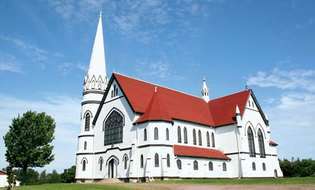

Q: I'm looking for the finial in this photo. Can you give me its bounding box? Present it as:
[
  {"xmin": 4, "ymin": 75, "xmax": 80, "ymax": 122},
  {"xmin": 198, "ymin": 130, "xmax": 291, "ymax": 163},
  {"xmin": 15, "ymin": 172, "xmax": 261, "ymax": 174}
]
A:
[
  {"xmin": 245, "ymin": 84, "xmax": 248, "ymax": 90},
  {"xmin": 99, "ymin": 10, "xmax": 102, "ymax": 18},
  {"xmin": 235, "ymin": 105, "xmax": 240, "ymax": 115},
  {"xmin": 154, "ymin": 86, "xmax": 158, "ymax": 93},
  {"xmin": 203, "ymin": 76, "xmax": 206, "ymax": 81}
]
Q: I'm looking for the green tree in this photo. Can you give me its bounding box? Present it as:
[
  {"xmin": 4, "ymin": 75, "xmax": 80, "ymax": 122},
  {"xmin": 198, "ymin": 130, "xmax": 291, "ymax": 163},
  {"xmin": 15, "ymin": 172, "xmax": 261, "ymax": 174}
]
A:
[
  {"xmin": 61, "ymin": 165, "xmax": 76, "ymax": 183},
  {"xmin": 4, "ymin": 111, "xmax": 55, "ymax": 185}
]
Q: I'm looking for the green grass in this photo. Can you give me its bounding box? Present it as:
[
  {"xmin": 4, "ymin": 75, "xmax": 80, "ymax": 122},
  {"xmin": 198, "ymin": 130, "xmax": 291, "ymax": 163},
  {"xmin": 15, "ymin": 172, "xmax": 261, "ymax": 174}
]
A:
[
  {"xmin": 12, "ymin": 183, "xmax": 137, "ymax": 190},
  {"xmin": 153, "ymin": 177, "xmax": 315, "ymax": 185}
]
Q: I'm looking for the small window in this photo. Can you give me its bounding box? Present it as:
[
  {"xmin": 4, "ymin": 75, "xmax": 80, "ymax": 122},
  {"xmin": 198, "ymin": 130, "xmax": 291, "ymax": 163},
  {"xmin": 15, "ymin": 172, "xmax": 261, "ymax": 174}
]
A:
[
  {"xmin": 209, "ymin": 161, "xmax": 213, "ymax": 171},
  {"xmin": 154, "ymin": 127, "xmax": 159, "ymax": 140},
  {"xmin": 85, "ymin": 112, "xmax": 91, "ymax": 131},
  {"xmin": 84, "ymin": 141, "xmax": 87, "ymax": 150},
  {"xmin": 184, "ymin": 127, "xmax": 188, "ymax": 144},
  {"xmin": 82, "ymin": 159, "xmax": 87, "ymax": 171},
  {"xmin": 113, "ymin": 84, "xmax": 117, "ymax": 96},
  {"xmin": 140, "ymin": 155, "xmax": 144, "ymax": 168},
  {"xmin": 252, "ymin": 162, "xmax": 256, "ymax": 171},
  {"xmin": 198, "ymin": 130, "xmax": 202, "ymax": 146},
  {"xmin": 262, "ymin": 163, "xmax": 266, "ymax": 171},
  {"xmin": 155, "ymin": 153, "xmax": 159, "ymax": 167},
  {"xmin": 177, "ymin": 126, "xmax": 182, "ymax": 143},
  {"xmin": 144, "ymin": 128, "xmax": 147, "ymax": 141},
  {"xmin": 166, "ymin": 128, "xmax": 169, "ymax": 141},
  {"xmin": 193, "ymin": 160, "xmax": 198, "ymax": 170},
  {"xmin": 207, "ymin": 132, "xmax": 210, "ymax": 147},
  {"xmin": 99, "ymin": 157, "xmax": 103, "ymax": 171},
  {"xmin": 193, "ymin": 129, "xmax": 197, "ymax": 145},
  {"xmin": 167, "ymin": 154, "xmax": 170, "ymax": 167},
  {"xmin": 177, "ymin": 159, "xmax": 182, "ymax": 170},
  {"xmin": 123, "ymin": 154, "xmax": 128, "ymax": 170},
  {"xmin": 211, "ymin": 132, "xmax": 215, "ymax": 147},
  {"xmin": 115, "ymin": 87, "xmax": 118, "ymax": 96},
  {"xmin": 223, "ymin": 162, "xmax": 227, "ymax": 171}
]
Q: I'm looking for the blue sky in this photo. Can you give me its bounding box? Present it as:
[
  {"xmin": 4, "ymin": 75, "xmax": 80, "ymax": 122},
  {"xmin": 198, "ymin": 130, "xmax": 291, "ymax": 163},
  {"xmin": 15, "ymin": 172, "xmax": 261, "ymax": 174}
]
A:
[{"xmin": 0, "ymin": 0, "xmax": 315, "ymax": 172}]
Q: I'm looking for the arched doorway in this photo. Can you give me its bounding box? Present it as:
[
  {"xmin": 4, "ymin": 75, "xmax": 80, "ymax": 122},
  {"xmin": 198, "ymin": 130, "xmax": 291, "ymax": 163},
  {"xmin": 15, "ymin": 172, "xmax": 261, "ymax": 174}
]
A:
[
  {"xmin": 106, "ymin": 156, "xmax": 119, "ymax": 179},
  {"xmin": 274, "ymin": 169, "xmax": 278, "ymax": 178}
]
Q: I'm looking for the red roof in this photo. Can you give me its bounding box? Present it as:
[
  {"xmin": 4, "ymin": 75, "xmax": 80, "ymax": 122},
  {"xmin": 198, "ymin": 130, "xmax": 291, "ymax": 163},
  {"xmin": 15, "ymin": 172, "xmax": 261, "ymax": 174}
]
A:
[
  {"xmin": 269, "ymin": 140, "xmax": 278, "ymax": 146},
  {"xmin": 173, "ymin": 145, "xmax": 230, "ymax": 160},
  {"xmin": 0, "ymin": 170, "xmax": 6, "ymax": 175},
  {"xmin": 114, "ymin": 73, "xmax": 251, "ymax": 127}
]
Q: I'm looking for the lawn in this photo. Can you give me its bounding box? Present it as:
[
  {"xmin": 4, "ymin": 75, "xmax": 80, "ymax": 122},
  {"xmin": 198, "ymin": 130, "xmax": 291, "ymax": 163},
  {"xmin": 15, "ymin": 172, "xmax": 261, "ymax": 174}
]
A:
[{"xmin": 153, "ymin": 176, "xmax": 315, "ymax": 185}]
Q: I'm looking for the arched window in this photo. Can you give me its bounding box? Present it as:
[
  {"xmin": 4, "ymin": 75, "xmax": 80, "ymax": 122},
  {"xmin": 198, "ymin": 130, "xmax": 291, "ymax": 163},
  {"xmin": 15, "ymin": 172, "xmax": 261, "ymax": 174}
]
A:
[
  {"xmin": 167, "ymin": 154, "xmax": 170, "ymax": 167},
  {"xmin": 85, "ymin": 112, "xmax": 91, "ymax": 131},
  {"xmin": 193, "ymin": 129, "xmax": 197, "ymax": 145},
  {"xmin": 155, "ymin": 153, "xmax": 159, "ymax": 167},
  {"xmin": 258, "ymin": 129, "xmax": 266, "ymax": 158},
  {"xmin": 177, "ymin": 126, "xmax": 182, "ymax": 143},
  {"xmin": 166, "ymin": 128, "xmax": 169, "ymax": 141},
  {"xmin": 223, "ymin": 162, "xmax": 227, "ymax": 171},
  {"xmin": 123, "ymin": 154, "xmax": 128, "ymax": 170},
  {"xmin": 144, "ymin": 128, "xmax": 147, "ymax": 141},
  {"xmin": 99, "ymin": 157, "xmax": 103, "ymax": 171},
  {"xmin": 193, "ymin": 160, "xmax": 198, "ymax": 170},
  {"xmin": 82, "ymin": 159, "xmax": 87, "ymax": 171},
  {"xmin": 209, "ymin": 161, "xmax": 213, "ymax": 171},
  {"xmin": 140, "ymin": 155, "xmax": 144, "ymax": 168},
  {"xmin": 207, "ymin": 132, "xmax": 210, "ymax": 147},
  {"xmin": 177, "ymin": 159, "xmax": 182, "ymax": 170},
  {"xmin": 211, "ymin": 132, "xmax": 215, "ymax": 147},
  {"xmin": 154, "ymin": 127, "xmax": 159, "ymax": 140},
  {"xmin": 252, "ymin": 162, "xmax": 256, "ymax": 171},
  {"xmin": 247, "ymin": 127, "xmax": 256, "ymax": 157},
  {"xmin": 104, "ymin": 110, "xmax": 124, "ymax": 145},
  {"xmin": 84, "ymin": 141, "xmax": 87, "ymax": 150},
  {"xmin": 262, "ymin": 163, "xmax": 266, "ymax": 171},
  {"xmin": 198, "ymin": 130, "xmax": 202, "ymax": 146},
  {"xmin": 184, "ymin": 127, "xmax": 188, "ymax": 144}
]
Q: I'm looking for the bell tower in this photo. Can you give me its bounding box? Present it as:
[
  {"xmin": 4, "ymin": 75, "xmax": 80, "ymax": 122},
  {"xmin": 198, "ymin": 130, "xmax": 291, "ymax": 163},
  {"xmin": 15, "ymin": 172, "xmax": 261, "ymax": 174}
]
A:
[{"xmin": 201, "ymin": 78, "xmax": 210, "ymax": 102}]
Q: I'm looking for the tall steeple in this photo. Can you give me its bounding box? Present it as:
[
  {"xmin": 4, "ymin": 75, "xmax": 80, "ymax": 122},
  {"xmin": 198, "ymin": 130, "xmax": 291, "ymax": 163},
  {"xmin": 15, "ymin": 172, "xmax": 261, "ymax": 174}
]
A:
[
  {"xmin": 84, "ymin": 12, "xmax": 107, "ymax": 91},
  {"xmin": 201, "ymin": 78, "xmax": 210, "ymax": 102}
]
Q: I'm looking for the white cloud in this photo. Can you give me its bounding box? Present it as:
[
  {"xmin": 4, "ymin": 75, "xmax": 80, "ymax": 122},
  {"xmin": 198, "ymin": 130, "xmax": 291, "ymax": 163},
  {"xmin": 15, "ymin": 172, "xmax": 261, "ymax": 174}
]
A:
[
  {"xmin": 0, "ymin": 54, "xmax": 22, "ymax": 73},
  {"xmin": 247, "ymin": 68, "xmax": 315, "ymax": 159},
  {"xmin": 0, "ymin": 94, "xmax": 81, "ymax": 172}
]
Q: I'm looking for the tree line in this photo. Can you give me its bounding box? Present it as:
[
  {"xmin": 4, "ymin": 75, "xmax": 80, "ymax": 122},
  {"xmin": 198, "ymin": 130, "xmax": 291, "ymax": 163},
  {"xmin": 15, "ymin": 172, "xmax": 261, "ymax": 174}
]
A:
[{"xmin": 279, "ymin": 158, "xmax": 315, "ymax": 177}]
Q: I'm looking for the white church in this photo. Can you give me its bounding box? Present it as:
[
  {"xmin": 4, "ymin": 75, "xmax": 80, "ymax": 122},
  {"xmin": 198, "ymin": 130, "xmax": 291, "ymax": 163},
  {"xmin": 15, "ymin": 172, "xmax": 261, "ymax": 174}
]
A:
[{"xmin": 75, "ymin": 14, "xmax": 283, "ymax": 182}]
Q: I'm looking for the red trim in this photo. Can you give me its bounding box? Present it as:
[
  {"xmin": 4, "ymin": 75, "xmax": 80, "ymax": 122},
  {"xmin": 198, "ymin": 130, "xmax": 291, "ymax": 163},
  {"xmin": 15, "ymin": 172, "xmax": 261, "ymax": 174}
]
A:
[
  {"xmin": 269, "ymin": 140, "xmax": 278, "ymax": 146},
  {"xmin": 173, "ymin": 145, "xmax": 230, "ymax": 160}
]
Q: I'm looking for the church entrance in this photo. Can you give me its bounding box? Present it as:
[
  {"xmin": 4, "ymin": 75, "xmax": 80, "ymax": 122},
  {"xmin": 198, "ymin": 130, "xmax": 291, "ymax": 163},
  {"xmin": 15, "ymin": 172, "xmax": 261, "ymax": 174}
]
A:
[{"xmin": 108, "ymin": 158, "xmax": 118, "ymax": 178}]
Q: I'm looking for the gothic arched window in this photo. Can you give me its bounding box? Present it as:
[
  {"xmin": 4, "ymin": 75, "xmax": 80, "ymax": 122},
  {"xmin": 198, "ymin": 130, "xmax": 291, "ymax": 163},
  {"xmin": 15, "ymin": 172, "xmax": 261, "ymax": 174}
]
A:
[
  {"xmin": 207, "ymin": 132, "xmax": 210, "ymax": 147},
  {"xmin": 211, "ymin": 132, "xmax": 215, "ymax": 147},
  {"xmin": 85, "ymin": 112, "xmax": 91, "ymax": 131},
  {"xmin": 167, "ymin": 154, "xmax": 170, "ymax": 167},
  {"xmin": 140, "ymin": 155, "xmax": 144, "ymax": 168},
  {"xmin": 193, "ymin": 129, "xmax": 197, "ymax": 145},
  {"xmin": 104, "ymin": 110, "xmax": 124, "ymax": 145},
  {"xmin": 193, "ymin": 160, "xmax": 198, "ymax": 170},
  {"xmin": 262, "ymin": 163, "xmax": 266, "ymax": 171},
  {"xmin": 252, "ymin": 162, "xmax": 256, "ymax": 171},
  {"xmin": 209, "ymin": 161, "xmax": 213, "ymax": 171},
  {"xmin": 177, "ymin": 159, "xmax": 182, "ymax": 170},
  {"xmin": 154, "ymin": 127, "xmax": 159, "ymax": 140},
  {"xmin": 155, "ymin": 153, "xmax": 159, "ymax": 167},
  {"xmin": 258, "ymin": 129, "xmax": 266, "ymax": 158},
  {"xmin": 99, "ymin": 157, "xmax": 103, "ymax": 171},
  {"xmin": 177, "ymin": 126, "xmax": 182, "ymax": 143},
  {"xmin": 184, "ymin": 127, "xmax": 188, "ymax": 144},
  {"xmin": 223, "ymin": 162, "xmax": 227, "ymax": 171},
  {"xmin": 84, "ymin": 141, "xmax": 87, "ymax": 150},
  {"xmin": 123, "ymin": 154, "xmax": 128, "ymax": 170},
  {"xmin": 247, "ymin": 127, "xmax": 256, "ymax": 157},
  {"xmin": 144, "ymin": 128, "xmax": 147, "ymax": 141},
  {"xmin": 198, "ymin": 130, "xmax": 202, "ymax": 146},
  {"xmin": 82, "ymin": 159, "xmax": 87, "ymax": 171},
  {"xmin": 166, "ymin": 128, "xmax": 169, "ymax": 140}
]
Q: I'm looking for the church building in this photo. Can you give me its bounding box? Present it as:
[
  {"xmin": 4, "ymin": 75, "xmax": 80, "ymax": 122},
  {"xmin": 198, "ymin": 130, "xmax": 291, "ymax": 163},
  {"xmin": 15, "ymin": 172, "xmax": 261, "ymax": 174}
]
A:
[{"xmin": 75, "ymin": 14, "xmax": 283, "ymax": 182}]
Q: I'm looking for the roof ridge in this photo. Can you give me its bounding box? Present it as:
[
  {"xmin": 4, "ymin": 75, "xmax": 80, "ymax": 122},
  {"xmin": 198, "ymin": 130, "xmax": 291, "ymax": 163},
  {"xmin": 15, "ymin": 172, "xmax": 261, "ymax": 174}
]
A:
[
  {"xmin": 210, "ymin": 89, "xmax": 251, "ymax": 103},
  {"xmin": 113, "ymin": 72, "xmax": 206, "ymax": 101}
]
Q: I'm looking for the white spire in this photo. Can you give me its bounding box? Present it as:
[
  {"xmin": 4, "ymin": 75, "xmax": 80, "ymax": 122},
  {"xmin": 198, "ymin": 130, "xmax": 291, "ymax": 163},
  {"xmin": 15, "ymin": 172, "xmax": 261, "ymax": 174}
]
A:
[
  {"xmin": 84, "ymin": 12, "xmax": 107, "ymax": 91},
  {"xmin": 201, "ymin": 77, "xmax": 209, "ymax": 102}
]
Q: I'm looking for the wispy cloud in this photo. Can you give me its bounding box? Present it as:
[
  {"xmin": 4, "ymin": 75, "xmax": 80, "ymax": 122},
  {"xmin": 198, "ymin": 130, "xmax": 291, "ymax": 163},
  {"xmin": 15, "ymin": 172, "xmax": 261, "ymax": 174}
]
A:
[
  {"xmin": 247, "ymin": 68, "xmax": 315, "ymax": 158},
  {"xmin": 0, "ymin": 94, "xmax": 81, "ymax": 172},
  {"xmin": 0, "ymin": 54, "xmax": 22, "ymax": 73}
]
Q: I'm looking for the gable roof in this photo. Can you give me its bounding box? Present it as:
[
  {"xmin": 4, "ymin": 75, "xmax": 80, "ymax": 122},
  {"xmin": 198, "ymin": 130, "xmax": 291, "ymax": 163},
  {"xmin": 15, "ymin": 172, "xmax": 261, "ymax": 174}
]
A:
[
  {"xmin": 0, "ymin": 170, "xmax": 6, "ymax": 175},
  {"xmin": 173, "ymin": 145, "xmax": 230, "ymax": 160}
]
